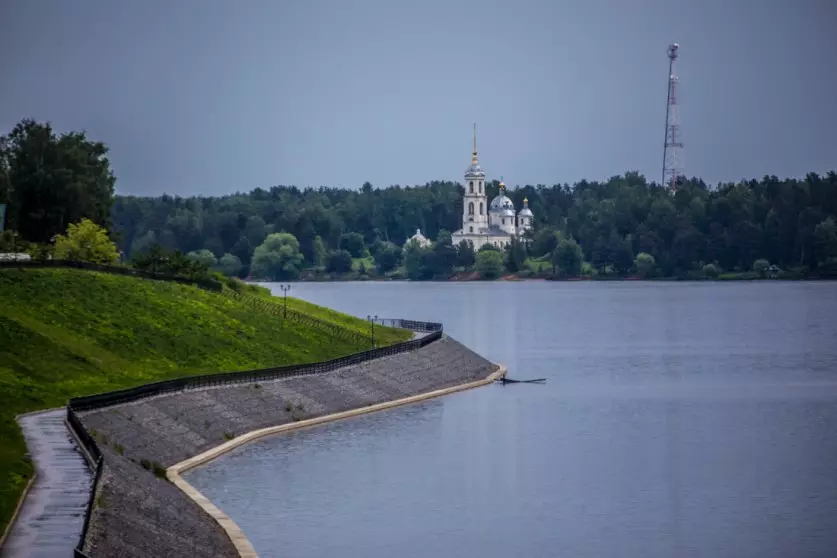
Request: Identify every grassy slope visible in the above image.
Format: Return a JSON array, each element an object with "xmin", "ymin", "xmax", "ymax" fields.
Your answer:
[
  {"xmin": 264, "ymin": 294, "xmax": 408, "ymax": 345},
  {"xmin": 0, "ymin": 268, "xmax": 410, "ymax": 534}
]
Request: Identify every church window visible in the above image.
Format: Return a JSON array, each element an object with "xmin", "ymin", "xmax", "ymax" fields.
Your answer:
[
  {"xmin": 479, "ymin": 182, "xmax": 482, "ymax": 193},
  {"xmin": 502, "ymin": 218, "xmax": 505, "ymax": 225},
  {"xmin": 469, "ymin": 181, "xmax": 474, "ymax": 193},
  {"xmin": 480, "ymin": 202, "xmax": 484, "ymax": 214},
  {"xmin": 468, "ymin": 202, "xmax": 474, "ymax": 215},
  {"xmin": 469, "ymin": 226, "xmax": 473, "ymax": 233}
]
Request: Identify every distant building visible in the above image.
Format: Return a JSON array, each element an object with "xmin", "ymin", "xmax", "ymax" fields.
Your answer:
[
  {"xmin": 451, "ymin": 128, "xmax": 533, "ymax": 250},
  {"xmin": 404, "ymin": 228, "xmax": 431, "ymax": 250}
]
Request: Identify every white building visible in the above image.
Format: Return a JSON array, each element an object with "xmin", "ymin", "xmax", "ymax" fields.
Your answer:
[
  {"xmin": 404, "ymin": 228, "xmax": 431, "ymax": 250},
  {"xmin": 451, "ymin": 128, "xmax": 534, "ymax": 250}
]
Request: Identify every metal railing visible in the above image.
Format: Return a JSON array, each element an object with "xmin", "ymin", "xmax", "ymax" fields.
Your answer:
[
  {"xmin": 66, "ymin": 408, "xmax": 102, "ymax": 558},
  {"xmin": 65, "ymin": 318, "xmax": 442, "ymax": 556},
  {"xmin": 222, "ymin": 289, "xmax": 376, "ymax": 346},
  {"xmin": 68, "ymin": 324, "xmax": 441, "ymax": 412}
]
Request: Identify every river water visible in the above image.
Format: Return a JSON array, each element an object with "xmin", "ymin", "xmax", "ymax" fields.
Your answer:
[{"xmin": 187, "ymin": 281, "xmax": 837, "ymax": 558}]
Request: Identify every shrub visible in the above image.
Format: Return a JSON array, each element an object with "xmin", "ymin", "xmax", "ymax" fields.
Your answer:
[
  {"xmin": 702, "ymin": 263, "xmax": 720, "ymax": 278},
  {"xmin": 753, "ymin": 259, "xmax": 770, "ymax": 278}
]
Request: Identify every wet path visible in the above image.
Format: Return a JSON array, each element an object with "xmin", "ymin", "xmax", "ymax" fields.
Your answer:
[{"xmin": 1, "ymin": 410, "xmax": 91, "ymax": 558}]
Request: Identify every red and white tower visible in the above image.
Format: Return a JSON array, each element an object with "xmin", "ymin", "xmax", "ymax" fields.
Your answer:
[{"xmin": 662, "ymin": 42, "xmax": 683, "ymax": 191}]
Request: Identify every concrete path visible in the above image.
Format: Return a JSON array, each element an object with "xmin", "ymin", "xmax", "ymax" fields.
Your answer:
[{"xmin": 1, "ymin": 410, "xmax": 91, "ymax": 558}]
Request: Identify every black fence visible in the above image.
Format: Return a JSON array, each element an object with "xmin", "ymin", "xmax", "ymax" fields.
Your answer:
[
  {"xmin": 222, "ymin": 289, "xmax": 376, "ymax": 346},
  {"xmin": 0, "ymin": 260, "xmax": 224, "ymax": 292},
  {"xmin": 64, "ymin": 317, "xmax": 442, "ymax": 556},
  {"xmin": 66, "ymin": 408, "xmax": 102, "ymax": 558},
  {"xmin": 69, "ymin": 322, "xmax": 442, "ymax": 412}
]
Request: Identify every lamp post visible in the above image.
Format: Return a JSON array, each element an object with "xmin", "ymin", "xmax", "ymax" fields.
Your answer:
[
  {"xmin": 279, "ymin": 284, "xmax": 291, "ymax": 317},
  {"xmin": 367, "ymin": 314, "xmax": 378, "ymax": 348}
]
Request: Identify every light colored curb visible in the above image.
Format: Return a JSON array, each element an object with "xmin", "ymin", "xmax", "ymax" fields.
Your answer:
[{"xmin": 167, "ymin": 364, "xmax": 507, "ymax": 558}]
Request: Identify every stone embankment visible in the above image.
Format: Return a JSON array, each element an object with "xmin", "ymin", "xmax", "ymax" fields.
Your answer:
[{"xmin": 78, "ymin": 336, "xmax": 498, "ymax": 558}]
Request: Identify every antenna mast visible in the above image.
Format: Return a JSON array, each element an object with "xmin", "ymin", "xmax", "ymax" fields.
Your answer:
[{"xmin": 662, "ymin": 43, "xmax": 683, "ymax": 192}]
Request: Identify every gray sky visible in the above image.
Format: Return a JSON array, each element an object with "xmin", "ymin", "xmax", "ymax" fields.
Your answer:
[{"xmin": 1, "ymin": 0, "xmax": 835, "ymax": 196}]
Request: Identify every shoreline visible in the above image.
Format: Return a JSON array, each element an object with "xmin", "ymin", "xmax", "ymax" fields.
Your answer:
[
  {"xmin": 70, "ymin": 333, "xmax": 500, "ymax": 557},
  {"xmin": 168, "ymin": 364, "xmax": 507, "ymax": 558},
  {"xmin": 248, "ymin": 275, "xmax": 826, "ymax": 284}
]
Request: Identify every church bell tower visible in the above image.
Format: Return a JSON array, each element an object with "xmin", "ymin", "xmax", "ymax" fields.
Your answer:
[{"xmin": 462, "ymin": 124, "xmax": 488, "ymax": 234}]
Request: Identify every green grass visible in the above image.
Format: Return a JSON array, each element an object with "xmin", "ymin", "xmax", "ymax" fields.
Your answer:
[
  {"xmin": 262, "ymin": 295, "xmax": 410, "ymax": 346},
  {"xmin": 0, "ymin": 267, "xmax": 410, "ymax": 534}
]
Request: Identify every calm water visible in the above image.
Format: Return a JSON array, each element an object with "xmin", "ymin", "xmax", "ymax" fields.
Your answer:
[{"xmin": 188, "ymin": 281, "xmax": 837, "ymax": 558}]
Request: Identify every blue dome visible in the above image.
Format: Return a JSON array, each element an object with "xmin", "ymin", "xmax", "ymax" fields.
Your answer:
[{"xmin": 490, "ymin": 194, "xmax": 514, "ymax": 212}]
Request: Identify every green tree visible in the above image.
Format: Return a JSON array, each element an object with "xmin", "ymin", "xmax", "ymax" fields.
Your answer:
[
  {"xmin": 326, "ymin": 249, "xmax": 353, "ymax": 273},
  {"xmin": 814, "ymin": 217, "xmax": 837, "ymax": 265},
  {"xmin": 634, "ymin": 252, "xmax": 656, "ymax": 277},
  {"xmin": 505, "ymin": 236, "xmax": 527, "ymax": 273},
  {"xmin": 312, "ymin": 235, "xmax": 326, "ymax": 267},
  {"xmin": 374, "ymin": 242, "xmax": 401, "ymax": 274},
  {"xmin": 552, "ymin": 237, "xmax": 584, "ymax": 277},
  {"xmin": 230, "ymin": 236, "xmax": 252, "ymax": 268},
  {"xmin": 339, "ymin": 232, "xmax": 366, "ymax": 258},
  {"xmin": 186, "ymin": 249, "xmax": 217, "ymax": 269},
  {"xmin": 529, "ymin": 227, "xmax": 561, "ymax": 259},
  {"xmin": 53, "ymin": 218, "xmax": 119, "ymax": 264},
  {"xmin": 753, "ymin": 258, "xmax": 770, "ymax": 278},
  {"xmin": 702, "ymin": 263, "xmax": 720, "ymax": 278},
  {"xmin": 455, "ymin": 240, "xmax": 476, "ymax": 269},
  {"xmin": 216, "ymin": 253, "xmax": 242, "ymax": 276},
  {"xmin": 404, "ymin": 244, "xmax": 434, "ymax": 280},
  {"xmin": 476, "ymin": 250, "xmax": 504, "ymax": 279},
  {"xmin": 430, "ymin": 236, "xmax": 457, "ymax": 277},
  {"xmin": 1, "ymin": 119, "xmax": 116, "ymax": 242},
  {"xmin": 251, "ymin": 233, "xmax": 304, "ymax": 280}
]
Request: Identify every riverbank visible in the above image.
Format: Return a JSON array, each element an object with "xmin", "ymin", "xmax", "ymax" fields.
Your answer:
[
  {"xmin": 74, "ymin": 335, "xmax": 500, "ymax": 557},
  {"xmin": 252, "ymin": 270, "xmax": 821, "ymax": 283},
  {"xmin": 0, "ymin": 266, "xmax": 407, "ymax": 539}
]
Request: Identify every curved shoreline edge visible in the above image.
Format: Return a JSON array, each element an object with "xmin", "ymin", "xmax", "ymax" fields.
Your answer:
[{"xmin": 167, "ymin": 363, "xmax": 508, "ymax": 558}]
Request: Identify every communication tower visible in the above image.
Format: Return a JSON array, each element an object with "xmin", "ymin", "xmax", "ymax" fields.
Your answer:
[{"xmin": 662, "ymin": 43, "xmax": 683, "ymax": 191}]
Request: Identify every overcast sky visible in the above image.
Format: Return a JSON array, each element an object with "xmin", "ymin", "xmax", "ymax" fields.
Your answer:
[{"xmin": 1, "ymin": 0, "xmax": 835, "ymax": 196}]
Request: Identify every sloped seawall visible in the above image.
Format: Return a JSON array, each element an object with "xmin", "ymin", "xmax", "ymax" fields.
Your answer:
[{"xmin": 75, "ymin": 335, "xmax": 500, "ymax": 558}]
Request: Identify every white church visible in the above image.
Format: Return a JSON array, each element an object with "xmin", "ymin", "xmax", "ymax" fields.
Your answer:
[{"xmin": 451, "ymin": 128, "xmax": 534, "ymax": 250}]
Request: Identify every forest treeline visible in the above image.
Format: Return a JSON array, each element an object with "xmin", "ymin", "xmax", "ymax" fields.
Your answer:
[
  {"xmin": 2, "ymin": 119, "xmax": 837, "ymax": 280},
  {"xmin": 110, "ymin": 172, "xmax": 837, "ymax": 279}
]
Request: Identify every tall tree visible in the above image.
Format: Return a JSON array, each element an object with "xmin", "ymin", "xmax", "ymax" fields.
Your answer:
[
  {"xmin": 251, "ymin": 233, "xmax": 304, "ymax": 280},
  {"xmin": 1, "ymin": 119, "xmax": 116, "ymax": 242}
]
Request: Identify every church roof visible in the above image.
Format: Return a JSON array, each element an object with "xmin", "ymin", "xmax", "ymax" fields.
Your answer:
[
  {"xmin": 489, "ymin": 188, "xmax": 515, "ymax": 212},
  {"xmin": 465, "ymin": 124, "xmax": 485, "ymax": 178},
  {"xmin": 465, "ymin": 156, "xmax": 485, "ymax": 178},
  {"xmin": 518, "ymin": 197, "xmax": 533, "ymax": 216}
]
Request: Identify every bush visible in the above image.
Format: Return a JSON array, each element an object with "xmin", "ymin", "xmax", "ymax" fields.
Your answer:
[
  {"xmin": 476, "ymin": 250, "xmax": 504, "ymax": 279},
  {"xmin": 635, "ymin": 252, "xmax": 656, "ymax": 277},
  {"xmin": 326, "ymin": 250, "xmax": 353, "ymax": 273},
  {"xmin": 753, "ymin": 259, "xmax": 770, "ymax": 278},
  {"xmin": 54, "ymin": 219, "xmax": 119, "ymax": 264},
  {"xmin": 702, "ymin": 263, "xmax": 720, "ymax": 278}
]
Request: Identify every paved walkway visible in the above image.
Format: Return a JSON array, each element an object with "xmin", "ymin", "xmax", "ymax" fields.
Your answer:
[{"xmin": 1, "ymin": 410, "xmax": 91, "ymax": 558}]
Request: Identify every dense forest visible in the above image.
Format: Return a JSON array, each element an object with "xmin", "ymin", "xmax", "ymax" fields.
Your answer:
[
  {"xmin": 109, "ymin": 172, "xmax": 837, "ymax": 280},
  {"xmin": 3, "ymin": 119, "xmax": 837, "ymax": 280}
]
